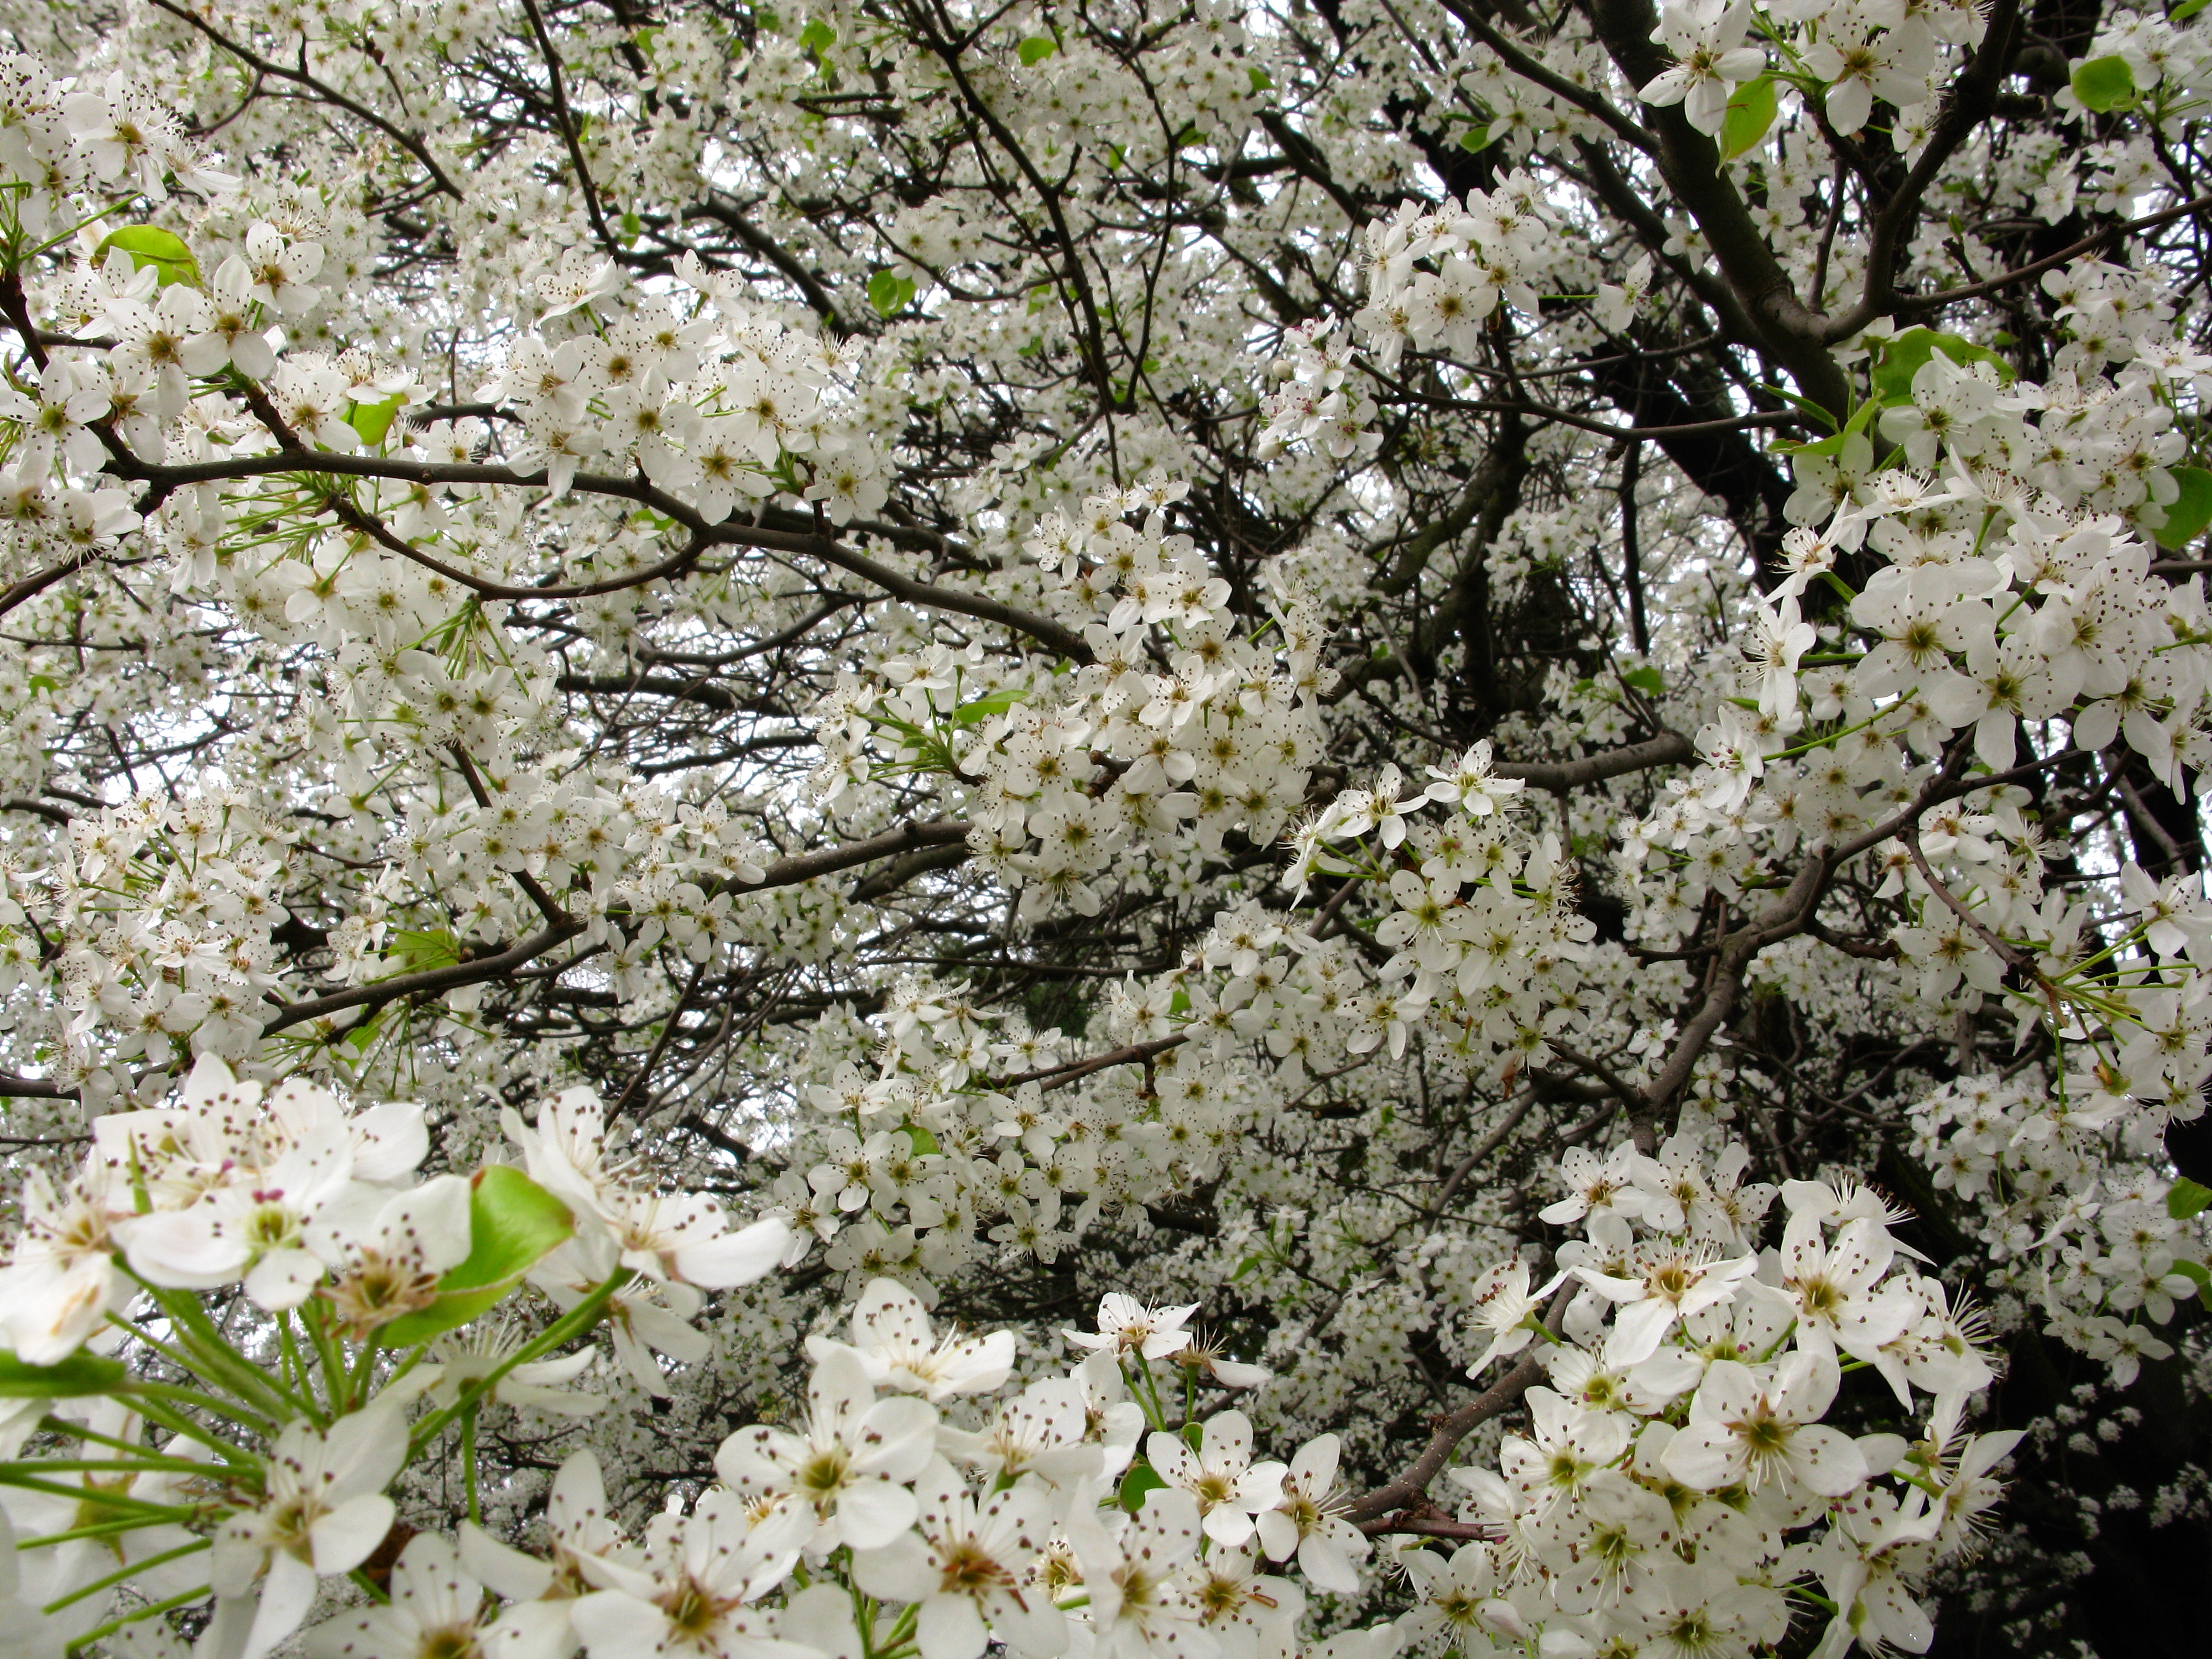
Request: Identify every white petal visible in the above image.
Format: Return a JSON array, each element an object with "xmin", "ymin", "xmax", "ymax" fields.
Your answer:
[
  {"xmin": 309, "ymin": 1494, "xmax": 395, "ymax": 1575},
  {"xmin": 832, "ymin": 1477, "xmax": 919, "ymax": 1550},
  {"xmin": 460, "ymin": 1522, "xmax": 555, "ymax": 1602},
  {"xmin": 487, "ymin": 1599, "xmax": 580, "ymax": 1659},
  {"xmin": 241, "ymin": 1552, "xmax": 320, "ymax": 1659},
  {"xmin": 916, "ymin": 1596, "xmax": 987, "ymax": 1659},
  {"xmin": 1658, "ymin": 1424, "xmax": 1744, "ymax": 1491},
  {"xmin": 672, "ymin": 1218, "xmax": 790, "ymax": 1288},
  {"xmin": 245, "ymin": 1248, "xmax": 324, "ymax": 1312},
  {"xmin": 1785, "ymin": 1425, "xmax": 1868, "ymax": 1497},
  {"xmin": 570, "ymin": 1593, "xmax": 673, "ymax": 1659},
  {"xmin": 850, "ymin": 1533, "xmax": 936, "ymax": 1603}
]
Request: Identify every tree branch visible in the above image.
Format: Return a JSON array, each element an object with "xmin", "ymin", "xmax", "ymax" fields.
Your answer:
[{"xmin": 143, "ymin": 0, "xmax": 463, "ymax": 198}]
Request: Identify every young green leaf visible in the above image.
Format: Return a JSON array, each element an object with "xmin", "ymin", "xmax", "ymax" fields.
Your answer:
[
  {"xmin": 1720, "ymin": 76, "xmax": 1778, "ymax": 160},
  {"xmin": 1759, "ymin": 382, "xmax": 1839, "ymax": 431},
  {"xmin": 0, "ymin": 1350, "xmax": 127, "ymax": 1397},
  {"xmin": 2070, "ymin": 55, "xmax": 2137, "ymax": 113},
  {"xmin": 1018, "ymin": 36, "xmax": 1057, "ymax": 66},
  {"xmin": 2170, "ymin": 1176, "xmax": 2212, "ymax": 1220},
  {"xmin": 380, "ymin": 1166, "xmax": 577, "ymax": 1347},
  {"xmin": 949, "ymin": 685, "xmax": 1029, "ymax": 726},
  {"xmin": 1871, "ymin": 327, "xmax": 2013, "ymax": 405},
  {"xmin": 347, "ymin": 396, "xmax": 403, "ymax": 449},
  {"xmin": 868, "ymin": 270, "xmax": 917, "ymax": 317},
  {"xmin": 2152, "ymin": 466, "xmax": 2212, "ymax": 551},
  {"xmin": 390, "ymin": 928, "xmax": 462, "ymax": 972},
  {"xmin": 94, "ymin": 226, "xmax": 200, "ymax": 288},
  {"xmin": 1118, "ymin": 1460, "xmax": 1167, "ymax": 1512}
]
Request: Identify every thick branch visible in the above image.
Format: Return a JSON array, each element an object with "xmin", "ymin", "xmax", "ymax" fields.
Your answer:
[
  {"xmin": 1580, "ymin": 0, "xmax": 1849, "ymax": 410},
  {"xmin": 1494, "ymin": 731, "xmax": 1693, "ymax": 790}
]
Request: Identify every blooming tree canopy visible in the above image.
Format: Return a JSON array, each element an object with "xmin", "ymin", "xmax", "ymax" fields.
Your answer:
[{"xmin": 0, "ymin": 1, "xmax": 2206, "ymax": 1656}]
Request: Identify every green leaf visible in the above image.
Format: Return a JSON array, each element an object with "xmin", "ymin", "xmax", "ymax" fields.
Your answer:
[
  {"xmin": 343, "ymin": 1006, "xmax": 388, "ymax": 1055},
  {"xmin": 2071, "ymin": 55, "xmax": 2136, "ymax": 113},
  {"xmin": 1759, "ymin": 382, "xmax": 1839, "ymax": 431},
  {"xmin": 2167, "ymin": 1258, "xmax": 2210, "ymax": 1287},
  {"xmin": 381, "ymin": 1166, "xmax": 576, "ymax": 1347},
  {"xmin": 1621, "ymin": 666, "xmax": 1665, "ymax": 697},
  {"xmin": 1783, "ymin": 398, "xmax": 1881, "ymax": 458},
  {"xmin": 2152, "ymin": 466, "xmax": 2212, "ymax": 551},
  {"xmin": 1870, "ymin": 327, "xmax": 2014, "ymax": 406},
  {"xmin": 1720, "ymin": 75, "xmax": 1778, "ymax": 160},
  {"xmin": 2170, "ymin": 1176, "xmax": 2212, "ymax": 1220},
  {"xmin": 949, "ymin": 685, "xmax": 1029, "ymax": 726},
  {"xmin": 2174, "ymin": 0, "xmax": 2209, "ymax": 19},
  {"xmin": 390, "ymin": 927, "xmax": 461, "ymax": 972},
  {"xmin": 1018, "ymin": 36, "xmax": 1057, "ymax": 66},
  {"xmin": 798, "ymin": 18, "xmax": 836, "ymax": 56},
  {"xmin": 868, "ymin": 270, "xmax": 917, "ymax": 317},
  {"xmin": 1457, "ymin": 124, "xmax": 1495, "ymax": 154},
  {"xmin": 94, "ymin": 225, "xmax": 200, "ymax": 288},
  {"xmin": 1118, "ymin": 1460, "xmax": 1168, "ymax": 1512},
  {"xmin": 347, "ymin": 396, "xmax": 402, "ymax": 449},
  {"xmin": 0, "ymin": 1350, "xmax": 126, "ymax": 1397},
  {"xmin": 1248, "ymin": 66, "xmax": 1273, "ymax": 93},
  {"xmin": 900, "ymin": 1122, "xmax": 940, "ymax": 1156}
]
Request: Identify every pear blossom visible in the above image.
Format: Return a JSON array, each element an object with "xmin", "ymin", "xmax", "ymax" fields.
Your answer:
[{"xmin": 210, "ymin": 1402, "xmax": 409, "ymax": 1659}]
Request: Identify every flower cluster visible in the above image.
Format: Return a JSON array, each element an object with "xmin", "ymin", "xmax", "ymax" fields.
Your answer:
[
  {"xmin": 3, "ymin": 0, "xmax": 2211, "ymax": 1649},
  {"xmin": 1399, "ymin": 1138, "xmax": 2015, "ymax": 1659}
]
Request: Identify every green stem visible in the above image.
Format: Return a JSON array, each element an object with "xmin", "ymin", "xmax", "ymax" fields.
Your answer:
[
  {"xmin": 14, "ymin": 1516, "xmax": 161, "ymax": 1549},
  {"xmin": 407, "ymin": 1271, "xmax": 630, "ymax": 1456},
  {"xmin": 3, "ymin": 1457, "xmax": 214, "ymax": 1477},
  {"xmin": 127, "ymin": 1280, "xmax": 309, "ymax": 1421},
  {"xmin": 275, "ymin": 1310, "xmax": 310, "ymax": 1403},
  {"xmin": 23, "ymin": 194, "xmax": 145, "ymax": 262},
  {"xmin": 1765, "ymin": 695, "xmax": 1910, "ymax": 761},
  {"xmin": 105, "ymin": 1313, "xmax": 254, "ymax": 1416},
  {"xmin": 0, "ymin": 1470, "xmax": 195, "ymax": 1518},
  {"xmin": 65, "ymin": 1586, "xmax": 211, "ymax": 1655},
  {"xmin": 462, "ymin": 1405, "xmax": 479, "ymax": 1525},
  {"xmin": 112, "ymin": 1393, "xmax": 258, "ymax": 1467},
  {"xmin": 40, "ymin": 1418, "xmax": 157, "ymax": 1459},
  {"xmin": 43, "ymin": 1539, "xmax": 211, "ymax": 1614},
  {"xmin": 119, "ymin": 1382, "xmax": 276, "ymax": 1436},
  {"xmin": 302, "ymin": 1300, "xmax": 349, "ymax": 1416},
  {"xmin": 348, "ymin": 1332, "xmax": 383, "ymax": 1408}
]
